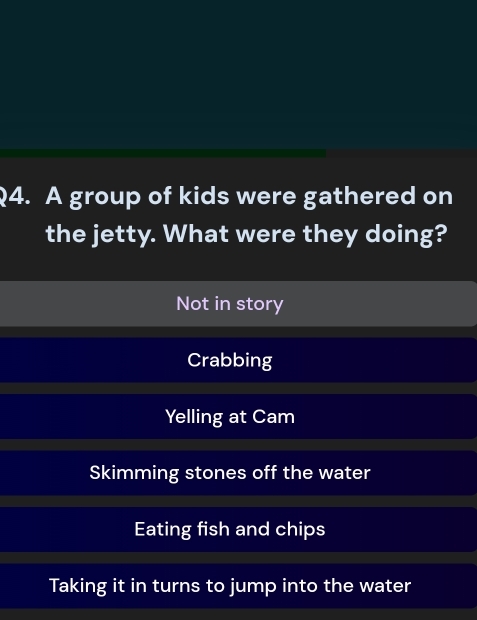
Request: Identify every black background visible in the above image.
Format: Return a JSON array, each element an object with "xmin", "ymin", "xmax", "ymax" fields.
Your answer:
[
  {"xmin": 0, "ymin": 154, "xmax": 473, "ymax": 281},
  {"xmin": 0, "ymin": 154, "xmax": 475, "ymax": 619}
]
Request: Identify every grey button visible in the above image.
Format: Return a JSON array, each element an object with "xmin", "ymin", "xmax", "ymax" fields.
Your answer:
[{"xmin": 0, "ymin": 281, "xmax": 474, "ymax": 326}]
